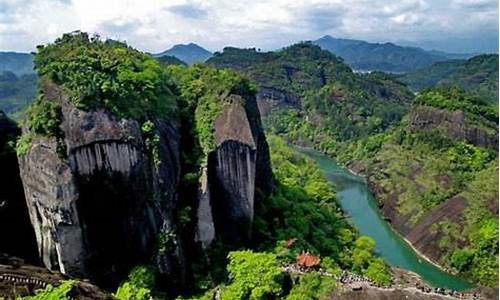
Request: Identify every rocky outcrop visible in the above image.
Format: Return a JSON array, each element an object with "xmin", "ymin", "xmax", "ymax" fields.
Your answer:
[
  {"xmin": 0, "ymin": 254, "xmax": 113, "ymax": 299},
  {"xmin": 409, "ymin": 105, "xmax": 498, "ymax": 149},
  {"xmin": 17, "ymin": 83, "xmax": 184, "ymax": 287},
  {"xmin": 372, "ymin": 175, "xmax": 469, "ymax": 263},
  {"xmin": 0, "ymin": 111, "xmax": 38, "ymax": 263},
  {"xmin": 256, "ymin": 86, "xmax": 301, "ymax": 116},
  {"xmin": 196, "ymin": 94, "xmax": 273, "ymax": 247}
]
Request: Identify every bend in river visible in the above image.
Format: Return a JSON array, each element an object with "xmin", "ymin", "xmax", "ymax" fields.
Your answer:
[{"xmin": 299, "ymin": 147, "xmax": 474, "ymax": 291}]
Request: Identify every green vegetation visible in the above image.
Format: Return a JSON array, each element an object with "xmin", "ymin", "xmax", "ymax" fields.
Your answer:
[
  {"xmin": 415, "ymin": 88, "xmax": 497, "ymax": 123},
  {"xmin": 166, "ymin": 64, "xmax": 255, "ymax": 154},
  {"xmin": 16, "ymin": 94, "xmax": 65, "ymax": 157},
  {"xmin": 115, "ymin": 266, "xmax": 156, "ymax": 300},
  {"xmin": 178, "ymin": 136, "xmax": 391, "ymax": 300},
  {"xmin": 286, "ymin": 272, "xmax": 336, "ymax": 300},
  {"xmin": 255, "ymin": 136, "xmax": 354, "ymax": 262},
  {"xmin": 331, "ymin": 88, "xmax": 498, "ymax": 286},
  {"xmin": 221, "ymin": 251, "xmax": 284, "ymax": 300},
  {"xmin": 141, "ymin": 120, "xmax": 161, "ymax": 167},
  {"xmin": 156, "ymin": 55, "xmax": 187, "ymax": 67},
  {"xmin": 34, "ymin": 31, "xmax": 177, "ymax": 120},
  {"xmin": 209, "ymin": 43, "xmax": 413, "ymax": 150},
  {"xmin": 17, "ymin": 31, "xmax": 179, "ymax": 165},
  {"xmin": 235, "ymin": 45, "xmax": 498, "ymax": 289},
  {"xmin": 22, "ymin": 280, "xmax": 75, "ymax": 300},
  {"xmin": 400, "ymin": 54, "xmax": 499, "ymax": 104},
  {"xmin": 158, "ymin": 230, "xmax": 178, "ymax": 255},
  {"xmin": 0, "ymin": 71, "xmax": 37, "ymax": 119}
]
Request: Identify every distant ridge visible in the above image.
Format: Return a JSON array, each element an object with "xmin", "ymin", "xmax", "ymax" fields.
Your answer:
[
  {"xmin": 313, "ymin": 35, "xmax": 473, "ymax": 73},
  {"xmin": 153, "ymin": 43, "xmax": 212, "ymax": 65},
  {"xmin": 400, "ymin": 54, "xmax": 499, "ymax": 103},
  {"xmin": 0, "ymin": 52, "xmax": 35, "ymax": 76}
]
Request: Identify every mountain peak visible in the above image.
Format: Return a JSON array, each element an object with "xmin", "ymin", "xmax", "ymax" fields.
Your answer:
[{"xmin": 154, "ymin": 43, "xmax": 212, "ymax": 65}]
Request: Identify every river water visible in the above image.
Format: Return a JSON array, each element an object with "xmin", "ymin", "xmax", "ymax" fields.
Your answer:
[{"xmin": 299, "ymin": 147, "xmax": 474, "ymax": 291}]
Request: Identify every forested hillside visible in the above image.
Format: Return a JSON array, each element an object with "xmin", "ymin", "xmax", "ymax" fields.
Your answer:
[
  {"xmin": 0, "ymin": 71, "xmax": 37, "ymax": 118},
  {"xmin": 0, "ymin": 52, "xmax": 34, "ymax": 75},
  {"xmin": 208, "ymin": 43, "xmax": 414, "ymax": 145},
  {"xmin": 400, "ymin": 54, "xmax": 499, "ymax": 104},
  {"xmin": 312, "ymin": 35, "xmax": 470, "ymax": 73},
  {"xmin": 207, "ymin": 40, "xmax": 498, "ymax": 288}
]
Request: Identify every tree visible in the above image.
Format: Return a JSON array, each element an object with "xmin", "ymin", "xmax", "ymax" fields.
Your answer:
[{"xmin": 222, "ymin": 251, "xmax": 283, "ymax": 300}]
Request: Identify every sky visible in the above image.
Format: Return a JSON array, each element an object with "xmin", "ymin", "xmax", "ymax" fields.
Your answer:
[{"xmin": 0, "ymin": 0, "xmax": 498, "ymax": 54}]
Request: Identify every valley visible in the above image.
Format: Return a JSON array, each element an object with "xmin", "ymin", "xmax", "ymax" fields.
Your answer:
[{"xmin": 0, "ymin": 26, "xmax": 497, "ymax": 300}]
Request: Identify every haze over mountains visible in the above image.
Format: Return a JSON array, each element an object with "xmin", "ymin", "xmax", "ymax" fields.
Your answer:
[
  {"xmin": 1, "ymin": 36, "xmax": 492, "ymax": 75},
  {"xmin": 0, "ymin": 35, "xmax": 497, "ymax": 118},
  {"xmin": 0, "ymin": 52, "xmax": 35, "ymax": 76},
  {"xmin": 312, "ymin": 35, "xmax": 473, "ymax": 73},
  {"xmin": 147, "ymin": 36, "xmax": 479, "ymax": 73}
]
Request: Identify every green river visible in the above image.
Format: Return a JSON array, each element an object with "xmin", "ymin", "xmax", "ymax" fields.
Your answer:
[{"xmin": 299, "ymin": 147, "xmax": 474, "ymax": 291}]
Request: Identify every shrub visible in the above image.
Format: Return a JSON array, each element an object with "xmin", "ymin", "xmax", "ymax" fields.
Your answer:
[
  {"xmin": 222, "ymin": 251, "xmax": 283, "ymax": 300},
  {"xmin": 286, "ymin": 273, "xmax": 336, "ymax": 300},
  {"xmin": 24, "ymin": 280, "xmax": 75, "ymax": 300},
  {"xmin": 114, "ymin": 266, "xmax": 155, "ymax": 300}
]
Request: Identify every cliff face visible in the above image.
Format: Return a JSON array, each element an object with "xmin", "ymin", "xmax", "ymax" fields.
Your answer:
[
  {"xmin": 409, "ymin": 105, "xmax": 498, "ymax": 149},
  {"xmin": 369, "ymin": 180, "xmax": 469, "ymax": 264},
  {"xmin": 196, "ymin": 94, "xmax": 273, "ymax": 247},
  {"xmin": 17, "ymin": 83, "xmax": 184, "ymax": 286},
  {"xmin": 0, "ymin": 112, "xmax": 38, "ymax": 262},
  {"xmin": 256, "ymin": 86, "xmax": 301, "ymax": 117}
]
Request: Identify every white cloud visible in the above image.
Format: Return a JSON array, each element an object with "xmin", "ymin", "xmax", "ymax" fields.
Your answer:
[{"xmin": 0, "ymin": 0, "xmax": 497, "ymax": 53}]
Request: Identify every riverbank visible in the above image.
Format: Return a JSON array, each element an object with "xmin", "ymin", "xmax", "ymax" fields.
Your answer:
[
  {"xmin": 297, "ymin": 146, "xmax": 475, "ymax": 291},
  {"xmin": 340, "ymin": 159, "xmax": 461, "ymax": 274}
]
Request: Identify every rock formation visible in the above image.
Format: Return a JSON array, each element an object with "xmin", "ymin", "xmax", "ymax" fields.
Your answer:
[
  {"xmin": 17, "ymin": 82, "xmax": 184, "ymax": 286},
  {"xmin": 256, "ymin": 86, "xmax": 301, "ymax": 117},
  {"xmin": 409, "ymin": 105, "xmax": 498, "ymax": 150},
  {"xmin": 196, "ymin": 94, "xmax": 273, "ymax": 247}
]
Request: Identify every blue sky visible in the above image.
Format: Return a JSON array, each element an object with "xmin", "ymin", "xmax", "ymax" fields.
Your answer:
[{"xmin": 0, "ymin": 0, "xmax": 498, "ymax": 53}]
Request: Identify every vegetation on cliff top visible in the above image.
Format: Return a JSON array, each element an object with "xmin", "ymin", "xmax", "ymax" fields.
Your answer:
[
  {"xmin": 414, "ymin": 87, "xmax": 498, "ymax": 124},
  {"xmin": 34, "ymin": 31, "xmax": 177, "ymax": 120},
  {"xmin": 16, "ymin": 31, "xmax": 179, "ymax": 160},
  {"xmin": 166, "ymin": 64, "xmax": 256, "ymax": 154}
]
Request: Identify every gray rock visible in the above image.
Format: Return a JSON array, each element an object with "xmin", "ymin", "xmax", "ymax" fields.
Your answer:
[
  {"xmin": 196, "ymin": 94, "xmax": 273, "ymax": 246},
  {"xmin": 18, "ymin": 82, "xmax": 184, "ymax": 286}
]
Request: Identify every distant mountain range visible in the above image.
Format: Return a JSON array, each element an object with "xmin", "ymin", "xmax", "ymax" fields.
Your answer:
[
  {"xmin": 400, "ymin": 54, "xmax": 499, "ymax": 103},
  {"xmin": 312, "ymin": 35, "xmax": 473, "ymax": 73},
  {"xmin": 0, "ymin": 52, "xmax": 34, "ymax": 76},
  {"xmin": 153, "ymin": 43, "xmax": 212, "ymax": 65}
]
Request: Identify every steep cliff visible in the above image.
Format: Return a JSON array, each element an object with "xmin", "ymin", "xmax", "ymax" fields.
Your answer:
[
  {"xmin": 0, "ymin": 111, "xmax": 38, "ymax": 262},
  {"xmin": 12, "ymin": 33, "xmax": 188, "ymax": 288},
  {"xmin": 207, "ymin": 94, "xmax": 273, "ymax": 245},
  {"xmin": 343, "ymin": 88, "xmax": 498, "ymax": 287},
  {"xmin": 409, "ymin": 105, "xmax": 498, "ymax": 149},
  {"xmin": 17, "ymin": 82, "xmax": 184, "ymax": 286}
]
